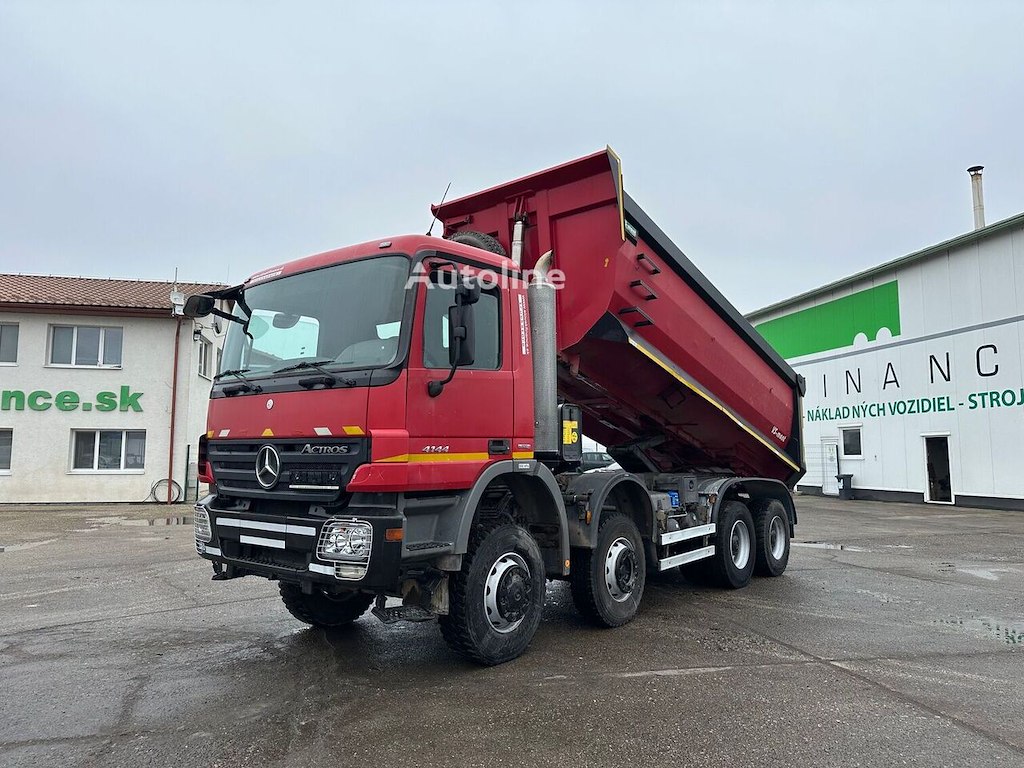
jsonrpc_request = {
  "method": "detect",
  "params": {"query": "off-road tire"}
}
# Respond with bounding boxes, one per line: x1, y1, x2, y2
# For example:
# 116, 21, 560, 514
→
279, 584, 373, 628
709, 500, 756, 589
570, 512, 646, 627
439, 523, 545, 665
751, 498, 791, 577
447, 230, 507, 256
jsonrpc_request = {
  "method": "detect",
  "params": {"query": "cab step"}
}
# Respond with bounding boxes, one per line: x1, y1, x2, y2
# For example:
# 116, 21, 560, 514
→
372, 597, 435, 624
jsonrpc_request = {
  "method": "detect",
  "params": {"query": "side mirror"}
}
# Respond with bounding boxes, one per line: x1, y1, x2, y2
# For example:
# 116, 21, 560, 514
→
457, 280, 481, 306
427, 285, 478, 398
448, 302, 476, 367
183, 294, 216, 318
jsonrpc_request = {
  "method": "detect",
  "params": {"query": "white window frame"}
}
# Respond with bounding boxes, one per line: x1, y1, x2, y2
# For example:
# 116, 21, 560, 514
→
69, 429, 146, 474
839, 423, 864, 461
0, 322, 18, 366
198, 337, 213, 379
0, 428, 11, 474
48, 325, 124, 368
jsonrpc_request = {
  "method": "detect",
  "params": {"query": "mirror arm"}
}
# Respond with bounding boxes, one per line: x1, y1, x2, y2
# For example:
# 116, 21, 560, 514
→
210, 307, 243, 325
428, 331, 464, 397
427, 363, 458, 398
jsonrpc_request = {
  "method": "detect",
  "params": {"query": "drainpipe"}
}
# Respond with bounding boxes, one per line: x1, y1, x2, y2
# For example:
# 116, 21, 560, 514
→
167, 318, 182, 504
967, 165, 985, 230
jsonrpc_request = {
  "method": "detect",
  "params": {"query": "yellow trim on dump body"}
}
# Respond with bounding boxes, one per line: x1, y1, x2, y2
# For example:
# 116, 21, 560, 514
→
627, 337, 801, 473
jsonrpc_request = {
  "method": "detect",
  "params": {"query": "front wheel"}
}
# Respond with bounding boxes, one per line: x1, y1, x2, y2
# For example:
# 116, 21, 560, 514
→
439, 523, 545, 665
709, 500, 756, 589
571, 512, 646, 627
279, 584, 374, 628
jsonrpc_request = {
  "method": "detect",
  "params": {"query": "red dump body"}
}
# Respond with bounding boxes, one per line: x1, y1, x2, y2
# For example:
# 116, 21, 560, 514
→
435, 149, 805, 484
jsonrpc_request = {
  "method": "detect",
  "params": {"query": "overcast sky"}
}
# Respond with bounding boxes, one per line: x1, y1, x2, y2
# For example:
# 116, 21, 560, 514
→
2, 1, 1023, 312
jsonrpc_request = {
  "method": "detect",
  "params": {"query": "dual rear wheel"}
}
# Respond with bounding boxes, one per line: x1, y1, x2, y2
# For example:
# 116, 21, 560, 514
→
685, 498, 791, 587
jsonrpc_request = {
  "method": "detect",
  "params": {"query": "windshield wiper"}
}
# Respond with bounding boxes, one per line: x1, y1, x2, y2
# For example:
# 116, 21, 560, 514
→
215, 368, 263, 394
273, 359, 357, 388
273, 359, 336, 376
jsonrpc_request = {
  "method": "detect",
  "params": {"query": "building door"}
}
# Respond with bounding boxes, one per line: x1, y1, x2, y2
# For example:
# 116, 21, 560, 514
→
924, 435, 953, 503
821, 439, 840, 496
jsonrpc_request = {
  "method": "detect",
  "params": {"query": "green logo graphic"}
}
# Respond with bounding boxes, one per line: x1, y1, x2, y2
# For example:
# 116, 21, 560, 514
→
1, 386, 144, 412
755, 281, 901, 359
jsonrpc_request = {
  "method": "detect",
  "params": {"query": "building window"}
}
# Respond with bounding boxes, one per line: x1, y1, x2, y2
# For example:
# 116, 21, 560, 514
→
198, 338, 213, 378
0, 429, 11, 471
0, 323, 18, 364
71, 430, 146, 471
50, 325, 123, 367
841, 427, 862, 457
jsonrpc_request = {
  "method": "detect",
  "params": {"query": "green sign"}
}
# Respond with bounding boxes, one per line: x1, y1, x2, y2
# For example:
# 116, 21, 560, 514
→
0, 386, 143, 412
756, 281, 901, 359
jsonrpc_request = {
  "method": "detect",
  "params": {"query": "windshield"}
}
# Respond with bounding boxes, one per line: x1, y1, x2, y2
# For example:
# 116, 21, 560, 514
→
220, 255, 410, 376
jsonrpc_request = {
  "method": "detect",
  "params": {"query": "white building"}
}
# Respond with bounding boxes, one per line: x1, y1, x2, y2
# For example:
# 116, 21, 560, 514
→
748, 211, 1024, 511
0, 274, 224, 503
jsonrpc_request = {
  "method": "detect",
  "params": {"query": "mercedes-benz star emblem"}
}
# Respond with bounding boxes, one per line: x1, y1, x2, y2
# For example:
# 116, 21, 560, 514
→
255, 444, 281, 489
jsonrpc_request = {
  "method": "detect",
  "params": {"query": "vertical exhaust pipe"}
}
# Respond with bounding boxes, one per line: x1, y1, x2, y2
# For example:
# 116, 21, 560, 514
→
528, 251, 558, 456
968, 166, 985, 230
510, 216, 526, 267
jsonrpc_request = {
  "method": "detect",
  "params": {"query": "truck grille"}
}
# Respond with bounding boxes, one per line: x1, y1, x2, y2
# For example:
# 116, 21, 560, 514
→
209, 437, 368, 504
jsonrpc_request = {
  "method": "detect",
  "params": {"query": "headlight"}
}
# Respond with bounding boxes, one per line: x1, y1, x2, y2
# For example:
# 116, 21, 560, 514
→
317, 519, 373, 562
194, 506, 212, 544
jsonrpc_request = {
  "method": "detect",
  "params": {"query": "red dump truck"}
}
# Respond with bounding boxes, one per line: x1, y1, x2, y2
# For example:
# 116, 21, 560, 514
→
186, 149, 805, 665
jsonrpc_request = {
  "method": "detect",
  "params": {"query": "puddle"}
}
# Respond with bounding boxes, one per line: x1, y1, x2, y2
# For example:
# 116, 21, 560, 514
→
89, 515, 193, 527
792, 541, 867, 552
960, 567, 1000, 581
935, 616, 1024, 645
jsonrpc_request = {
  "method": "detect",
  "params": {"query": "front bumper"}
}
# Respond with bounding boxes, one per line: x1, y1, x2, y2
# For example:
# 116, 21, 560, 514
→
194, 497, 402, 591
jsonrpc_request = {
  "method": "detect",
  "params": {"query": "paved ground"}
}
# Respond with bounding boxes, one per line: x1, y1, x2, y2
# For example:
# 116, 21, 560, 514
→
1, 496, 1022, 767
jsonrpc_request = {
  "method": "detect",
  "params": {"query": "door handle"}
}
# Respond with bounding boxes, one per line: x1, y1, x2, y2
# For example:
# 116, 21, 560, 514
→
488, 439, 510, 455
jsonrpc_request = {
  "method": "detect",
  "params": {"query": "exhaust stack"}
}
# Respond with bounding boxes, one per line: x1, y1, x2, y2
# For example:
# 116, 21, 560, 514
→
528, 251, 558, 456
968, 165, 985, 230
511, 217, 526, 267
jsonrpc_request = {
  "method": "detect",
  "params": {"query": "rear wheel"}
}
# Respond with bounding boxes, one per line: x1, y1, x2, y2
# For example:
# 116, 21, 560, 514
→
709, 500, 756, 589
571, 512, 646, 627
439, 523, 545, 665
279, 584, 373, 628
752, 499, 791, 576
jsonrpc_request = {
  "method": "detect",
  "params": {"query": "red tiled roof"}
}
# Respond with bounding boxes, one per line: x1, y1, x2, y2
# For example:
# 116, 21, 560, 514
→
0, 274, 226, 312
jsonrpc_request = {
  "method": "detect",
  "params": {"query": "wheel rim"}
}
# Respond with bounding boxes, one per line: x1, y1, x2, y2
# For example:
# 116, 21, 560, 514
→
729, 520, 751, 569
604, 537, 637, 602
483, 552, 532, 634
768, 515, 788, 560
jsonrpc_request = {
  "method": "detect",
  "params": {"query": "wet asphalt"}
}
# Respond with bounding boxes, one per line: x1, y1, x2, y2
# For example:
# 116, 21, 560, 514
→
1, 497, 1022, 767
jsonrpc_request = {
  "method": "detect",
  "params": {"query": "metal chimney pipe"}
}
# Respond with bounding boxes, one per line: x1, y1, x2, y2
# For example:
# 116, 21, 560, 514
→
968, 166, 985, 230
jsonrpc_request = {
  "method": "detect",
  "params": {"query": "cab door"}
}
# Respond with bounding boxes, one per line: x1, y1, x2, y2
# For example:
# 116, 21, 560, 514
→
405, 261, 515, 489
